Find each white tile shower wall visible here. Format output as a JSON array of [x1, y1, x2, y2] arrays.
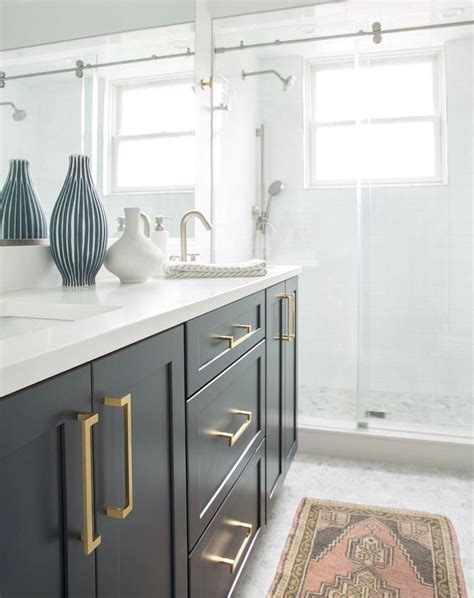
[[253, 38, 473, 428], [213, 52, 260, 262]]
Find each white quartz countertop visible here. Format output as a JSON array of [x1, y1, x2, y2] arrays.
[[0, 265, 301, 397]]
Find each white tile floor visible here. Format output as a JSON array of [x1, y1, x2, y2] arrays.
[[236, 453, 474, 598]]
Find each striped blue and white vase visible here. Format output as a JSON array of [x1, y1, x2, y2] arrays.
[[0, 159, 47, 242], [50, 155, 108, 287]]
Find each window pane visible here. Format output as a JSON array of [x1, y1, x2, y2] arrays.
[[359, 59, 435, 119], [314, 56, 436, 122], [314, 66, 358, 122], [314, 120, 438, 183], [117, 79, 195, 135], [314, 125, 359, 181], [362, 120, 437, 180], [115, 136, 195, 189]]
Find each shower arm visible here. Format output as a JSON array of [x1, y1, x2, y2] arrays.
[[242, 69, 286, 84]]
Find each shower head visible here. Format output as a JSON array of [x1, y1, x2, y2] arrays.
[[264, 180, 284, 218], [268, 180, 284, 196], [283, 75, 296, 91], [242, 69, 296, 91], [0, 102, 27, 121], [13, 108, 27, 121]]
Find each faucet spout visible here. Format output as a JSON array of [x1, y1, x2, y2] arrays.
[[180, 210, 213, 261]]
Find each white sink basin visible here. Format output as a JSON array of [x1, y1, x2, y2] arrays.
[[0, 300, 120, 340]]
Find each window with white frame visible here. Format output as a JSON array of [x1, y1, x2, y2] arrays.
[[305, 50, 446, 187], [108, 75, 195, 193]]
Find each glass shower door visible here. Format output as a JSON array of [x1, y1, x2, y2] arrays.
[[356, 25, 474, 435]]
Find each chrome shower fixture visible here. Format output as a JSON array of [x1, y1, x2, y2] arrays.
[[0, 101, 27, 121], [264, 180, 284, 219], [242, 69, 296, 91]]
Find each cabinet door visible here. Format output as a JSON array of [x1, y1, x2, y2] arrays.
[[0, 366, 95, 598], [265, 282, 285, 513], [283, 277, 298, 473], [92, 327, 187, 598]]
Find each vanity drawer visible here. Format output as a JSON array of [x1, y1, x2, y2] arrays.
[[186, 291, 265, 396], [189, 441, 265, 598], [187, 341, 265, 548]]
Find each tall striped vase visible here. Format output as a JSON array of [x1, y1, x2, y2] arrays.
[[0, 159, 47, 243], [50, 155, 108, 287]]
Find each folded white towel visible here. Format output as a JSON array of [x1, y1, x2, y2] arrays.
[[164, 259, 267, 278]]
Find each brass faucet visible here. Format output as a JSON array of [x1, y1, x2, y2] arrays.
[[180, 210, 213, 261]]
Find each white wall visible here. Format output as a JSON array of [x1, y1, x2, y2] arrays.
[[254, 36, 473, 426], [0, 0, 194, 50]]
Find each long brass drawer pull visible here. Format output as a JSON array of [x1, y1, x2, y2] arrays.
[[104, 394, 133, 519], [289, 292, 296, 340], [278, 293, 293, 342], [212, 522, 253, 573], [213, 410, 252, 446], [212, 324, 253, 349], [77, 412, 102, 555]]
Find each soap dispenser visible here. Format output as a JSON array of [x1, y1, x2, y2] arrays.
[[151, 215, 172, 263]]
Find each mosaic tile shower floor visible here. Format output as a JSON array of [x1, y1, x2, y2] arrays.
[[299, 385, 472, 431]]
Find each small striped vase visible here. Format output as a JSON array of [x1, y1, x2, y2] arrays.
[[50, 155, 108, 287], [0, 159, 47, 242]]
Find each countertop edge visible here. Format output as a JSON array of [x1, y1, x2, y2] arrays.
[[0, 266, 302, 398]]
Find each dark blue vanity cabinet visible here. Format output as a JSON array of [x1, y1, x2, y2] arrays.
[[265, 277, 298, 515], [0, 327, 186, 598], [0, 366, 96, 598], [0, 277, 298, 598]]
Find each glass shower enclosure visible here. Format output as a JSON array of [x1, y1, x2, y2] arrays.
[[212, 6, 473, 439]]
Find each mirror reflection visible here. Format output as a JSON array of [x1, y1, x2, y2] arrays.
[[0, 23, 195, 242]]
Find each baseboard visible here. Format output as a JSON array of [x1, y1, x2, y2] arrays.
[[298, 424, 474, 472]]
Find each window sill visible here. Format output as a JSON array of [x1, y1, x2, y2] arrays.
[[104, 187, 195, 197], [304, 179, 448, 190]]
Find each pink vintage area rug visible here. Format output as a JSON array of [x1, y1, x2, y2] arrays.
[[268, 498, 467, 597]]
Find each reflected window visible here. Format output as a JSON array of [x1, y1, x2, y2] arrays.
[[108, 75, 195, 193], [306, 50, 446, 187]]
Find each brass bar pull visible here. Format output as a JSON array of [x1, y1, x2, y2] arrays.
[[289, 292, 296, 340], [104, 394, 133, 519], [212, 324, 253, 349], [211, 522, 253, 573], [77, 412, 101, 555], [278, 293, 292, 342], [213, 410, 252, 446]]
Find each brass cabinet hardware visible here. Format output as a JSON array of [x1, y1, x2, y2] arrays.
[[289, 292, 296, 340], [212, 324, 253, 349], [211, 522, 253, 573], [77, 412, 102, 555], [103, 394, 134, 519], [277, 293, 293, 342], [200, 76, 213, 89], [212, 409, 252, 446]]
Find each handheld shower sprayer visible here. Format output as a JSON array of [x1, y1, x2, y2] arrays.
[[264, 180, 284, 219]]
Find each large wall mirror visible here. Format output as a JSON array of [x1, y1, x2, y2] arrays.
[[0, 20, 204, 255]]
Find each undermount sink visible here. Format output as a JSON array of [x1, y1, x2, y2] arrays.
[[0, 300, 120, 340]]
